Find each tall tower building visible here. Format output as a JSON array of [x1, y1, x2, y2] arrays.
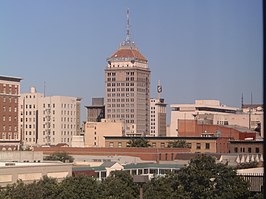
[[105, 10, 150, 136], [0, 75, 22, 151]]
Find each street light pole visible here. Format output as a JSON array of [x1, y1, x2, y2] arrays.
[[133, 175, 149, 199]]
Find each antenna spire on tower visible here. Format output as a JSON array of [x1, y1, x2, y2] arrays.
[[126, 8, 131, 43], [241, 93, 243, 109]]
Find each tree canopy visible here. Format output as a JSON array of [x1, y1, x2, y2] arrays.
[[127, 138, 151, 147], [44, 151, 74, 163], [167, 140, 189, 148], [0, 154, 261, 199]]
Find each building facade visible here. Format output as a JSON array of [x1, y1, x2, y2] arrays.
[[0, 75, 22, 151], [177, 119, 257, 140], [85, 97, 105, 122], [19, 87, 81, 147], [0, 161, 72, 187], [150, 98, 167, 137], [105, 11, 150, 136], [104, 136, 229, 153], [170, 100, 263, 137], [84, 119, 124, 147]]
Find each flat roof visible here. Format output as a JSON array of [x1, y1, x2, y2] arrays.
[[0, 75, 23, 82], [104, 136, 220, 140], [0, 161, 71, 168]]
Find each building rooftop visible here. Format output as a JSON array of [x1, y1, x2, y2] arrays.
[[0, 75, 22, 82], [109, 44, 147, 62]]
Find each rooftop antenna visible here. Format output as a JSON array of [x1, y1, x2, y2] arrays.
[[241, 93, 243, 109], [251, 92, 253, 106], [125, 8, 131, 43], [44, 81, 46, 97]]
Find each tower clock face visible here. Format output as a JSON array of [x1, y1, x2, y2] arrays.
[[157, 85, 162, 93]]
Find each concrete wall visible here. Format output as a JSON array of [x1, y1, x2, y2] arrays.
[[0, 151, 43, 162], [0, 162, 72, 187]]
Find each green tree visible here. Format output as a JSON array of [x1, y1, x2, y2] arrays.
[[167, 140, 189, 148], [127, 138, 151, 147], [36, 176, 60, 199], [234, 161, 258, 169], [178, 154, 250, 199], [58, 175, 100, 199], [0, 177, 59, 199], [143, 172, 190, 199], [44, 151, 74, 163], [100, 170, 139, 199], [1, 180, 42, 199]]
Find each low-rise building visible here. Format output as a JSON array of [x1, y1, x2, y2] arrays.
[[170, 100, 263, 137], [84, 119, 124, 147], [229, 140, 263, 154], [0, 161, 72, 187], [104, 136, 229, 153], [177, 119, 257, 140]]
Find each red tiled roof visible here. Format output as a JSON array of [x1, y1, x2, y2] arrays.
[[110, 47, 147, 61]]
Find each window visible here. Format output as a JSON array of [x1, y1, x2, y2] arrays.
[[205, 143, 210, 149], [118, 142, 122, 148], [248, 147, 251, 153], [109, 142, 114, 147], [196, 143, 201, 149], [255, 147, 260, 153], [234, 147, 238, 153]]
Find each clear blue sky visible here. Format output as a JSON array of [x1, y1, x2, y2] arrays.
[[0, 0, 263, 123]]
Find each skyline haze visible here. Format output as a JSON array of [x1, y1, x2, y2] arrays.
[[0, 0, 263, 123]]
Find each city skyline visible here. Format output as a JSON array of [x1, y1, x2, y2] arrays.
[[0, 0, 263, 122]]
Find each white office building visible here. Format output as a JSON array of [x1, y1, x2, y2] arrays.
[[169, 100, 263, 137], [19, 87, 81, 147]]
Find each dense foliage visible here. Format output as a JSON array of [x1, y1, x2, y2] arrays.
[[0, 155, 262, 199], [167, 140, 189, 148], [44, 151, 74, 163], [127, 138, 151, 147]]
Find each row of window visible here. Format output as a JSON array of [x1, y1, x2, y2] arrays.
[[106, 104, 134, 108], [2, 106, 17, 112], [106, 114, 135, 119], [1, 96, 17, 103], [107, 88, 135, 92], [234, 147, 260, 153], [107, 109, 134, 113], [107, 93, 135, 97], [107, 82, 135, 87], [0, 86, 18, 95], [108, 142, 210, 150], [2, 116, 17, 122], [1, 132, 18, 139], [1, 125, 17, 132]]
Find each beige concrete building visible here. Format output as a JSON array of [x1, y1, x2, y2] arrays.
[[0, 75, 22, 151], [0, 151, 43, 162], [0, 161, 72, 187], [105, 10, 150, 136], [19, 87, 81, 147], [84, 119, 124, 147], [150, 98, 167, 137], [170, 100, 263, 137]]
